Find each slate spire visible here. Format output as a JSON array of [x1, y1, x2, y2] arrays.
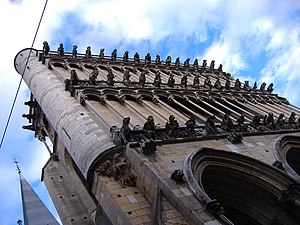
[[15, 160, 60, 225]]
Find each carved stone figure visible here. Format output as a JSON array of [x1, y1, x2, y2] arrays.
[[166, 115, 179, 137], [260, 82, 266, 92], [139, 70, 147, 87], [120, 117, 131, 144], [143, 116, 156, 139], [264, 112, 274, 125], [118, 93, 126, 104], [166, 56, 171, 66], [275, 113, 285, 130], [107, 68, 115, 86], [184, 58, 190, 67], [267, 83, 274, 94], [89, 69, 98, 85], [234, 78, 241, 91], [251, 114, 262, 129], [22, 112, 36, 120], [205, 115, 217, 135], [181, 73, 188, 88], [112, 154, 130, 178], [43, 41, 50, 56], [193, 74, 200, 88], [288, 112, 296, 124], [171, 170, 185, 184], [264, 112, 275, 130], [111, 49, 117, 61], [236, 114, 248, 132], [86, 46, 92, 58], [287, 112, 296, 128], [167, 71, 175, 87], [96, 159, 112, 176], [193, 59, 199, 68], [214, 77, 222, 90], [227, 132, 243, 144], [204, 75, 212, 89], [252, 82, 258, 91], [175, 57, 180, 67], [272, 161, 285, 171], [139, 134, 157, 155], [96, 151, 136, 187], [217, 64, 223, 72], [24, 100, 37, 108], [206, 201, 226, 221], [264, 115, 269, 126], [134, 52, 140, 63], [99, 48, 105, 60], [185, 115, 196, 134], [72, 45, 78, 58], [22, 125, 35, 131], [243, 81, 251, 91], [123, 69, 131, 86], [123, 51, 129, 62], [202, 59, 207, 68], [57, 43, 64, 57], [210, 60, 215, 70], [297, 117, 300, 129], [145, 53, 151, 64], [221, 113, 233, 131], [224, 78, 231, 90], [118, 165, 136, 187], [154, 70, 161, 87], [135, 93, 143, 105], [155, 55, 161, 65], [70, 69, 79, 86], [98, 93, 107, 105]]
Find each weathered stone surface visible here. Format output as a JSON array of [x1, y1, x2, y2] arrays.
[[15, 47, 300, 225]]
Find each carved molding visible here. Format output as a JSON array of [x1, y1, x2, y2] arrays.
[[95, 151, 137, 187]]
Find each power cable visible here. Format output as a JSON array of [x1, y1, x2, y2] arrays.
[[0, 0, 48, 149]]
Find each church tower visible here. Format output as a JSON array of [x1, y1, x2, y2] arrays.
[[15, 45, 300, 225]]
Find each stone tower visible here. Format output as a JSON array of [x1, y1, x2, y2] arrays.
[[15, 46, 300, 225]]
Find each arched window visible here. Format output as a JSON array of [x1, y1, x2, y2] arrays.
[[184, 148, 300, 225], [274, 135, 300, 182]]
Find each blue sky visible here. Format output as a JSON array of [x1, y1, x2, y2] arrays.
[[0, 0, 300, 224]]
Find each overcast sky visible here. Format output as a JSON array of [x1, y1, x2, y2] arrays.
[[0, 0, 300, 224]]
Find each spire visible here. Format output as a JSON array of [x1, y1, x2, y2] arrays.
[[15, 159, 21, 174], [15, 160, 60, 225]]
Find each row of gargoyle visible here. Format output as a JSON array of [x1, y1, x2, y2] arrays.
[[119, 112, 299, 145], [69, 68, 274, 93], [42, 41, 222, 70]]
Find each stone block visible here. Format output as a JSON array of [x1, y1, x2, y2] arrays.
[[130, 215, 151, 225]]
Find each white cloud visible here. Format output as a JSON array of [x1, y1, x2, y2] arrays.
[[267, 29, 286, 49], [74, 0, 223, 43], [202, 41, 247, 74], [260, 27, 300, 104]]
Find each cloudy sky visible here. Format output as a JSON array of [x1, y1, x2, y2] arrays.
[[0, 0, 300, 224]]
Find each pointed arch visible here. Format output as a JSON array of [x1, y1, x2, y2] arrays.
[[184, 148, 300, 225]]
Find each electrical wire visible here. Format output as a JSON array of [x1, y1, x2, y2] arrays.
[[0, 0, 48, 149]]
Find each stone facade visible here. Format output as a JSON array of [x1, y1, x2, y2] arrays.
[[15, 47, 300, 225]]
